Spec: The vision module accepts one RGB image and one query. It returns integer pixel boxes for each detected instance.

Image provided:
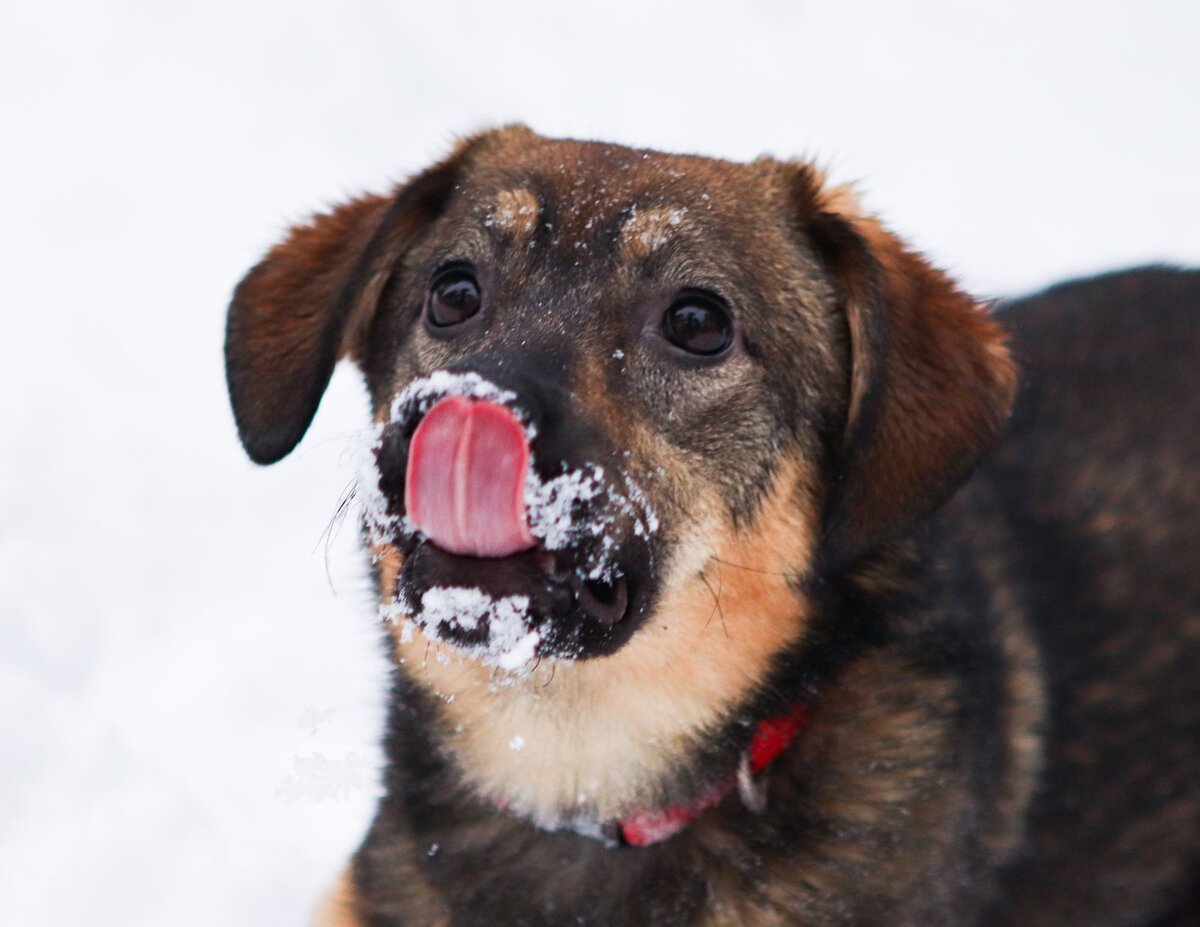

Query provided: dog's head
[226,126,1015,823]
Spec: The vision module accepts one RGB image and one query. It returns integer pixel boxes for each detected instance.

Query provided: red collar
[618,703,810,846]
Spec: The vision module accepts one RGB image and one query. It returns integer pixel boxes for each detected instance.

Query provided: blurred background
[2,1,1197,923]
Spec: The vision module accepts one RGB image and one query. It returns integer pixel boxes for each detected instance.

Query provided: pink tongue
[404,396,536,559]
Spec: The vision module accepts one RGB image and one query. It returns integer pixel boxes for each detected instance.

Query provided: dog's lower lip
[406,540,631,626]
[533,549,567,580]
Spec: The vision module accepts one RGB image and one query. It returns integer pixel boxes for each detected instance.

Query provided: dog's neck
[378,464,821,831]
[610,701,810,845]
[389,598,810,833]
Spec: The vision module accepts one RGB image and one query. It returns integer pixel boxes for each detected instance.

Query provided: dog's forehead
[458,137,779,256]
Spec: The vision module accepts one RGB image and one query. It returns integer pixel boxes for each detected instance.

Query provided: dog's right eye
[661,292,734,357]
[426,269,482,327]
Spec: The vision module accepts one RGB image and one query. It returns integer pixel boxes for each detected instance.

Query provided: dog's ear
[790,166,1017,567]
[225,132,509,464]
[226,193,389,464]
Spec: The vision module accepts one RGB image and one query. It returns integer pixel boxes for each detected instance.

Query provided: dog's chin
[394,534,653,665]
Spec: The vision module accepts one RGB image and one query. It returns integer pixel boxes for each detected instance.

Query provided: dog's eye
[427,269,481,327]
[661,293,733,356]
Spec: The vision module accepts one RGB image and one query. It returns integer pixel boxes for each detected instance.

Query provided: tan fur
[385,459,819,825]
[980,566,1047,860]
[619,205,691,260]
[311,868,363,927]
[488,187,540,239]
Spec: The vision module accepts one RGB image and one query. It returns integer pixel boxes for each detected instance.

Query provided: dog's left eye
[661,293,734,356]
[426,269,482,327]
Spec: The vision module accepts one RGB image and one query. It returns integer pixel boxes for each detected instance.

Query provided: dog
[225,125,1200,926]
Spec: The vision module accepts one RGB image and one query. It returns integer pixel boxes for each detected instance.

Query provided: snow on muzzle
[354,371,661,667]
[404,396,536,559]
[358,371,659,567]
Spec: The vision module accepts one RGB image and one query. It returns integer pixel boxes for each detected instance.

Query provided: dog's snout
[369,361,656,657]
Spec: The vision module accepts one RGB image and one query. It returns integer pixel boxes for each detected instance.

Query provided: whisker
[699,568,728,638]
[710,556,806,582]
[315,479,361,594]
[716,561,727,637]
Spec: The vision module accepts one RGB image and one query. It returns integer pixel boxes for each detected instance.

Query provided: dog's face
[226,126,1014,825]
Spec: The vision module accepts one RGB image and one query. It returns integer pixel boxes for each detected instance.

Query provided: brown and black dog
[225,126,1200,926]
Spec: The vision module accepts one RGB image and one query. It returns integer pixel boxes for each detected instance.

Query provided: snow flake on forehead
[483,187,541,239]
[619,205,690,260]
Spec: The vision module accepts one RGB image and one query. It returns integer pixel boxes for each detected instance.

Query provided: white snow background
[1,1,1197,924]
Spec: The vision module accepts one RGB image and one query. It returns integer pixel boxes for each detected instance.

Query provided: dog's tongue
[405,396,535,559]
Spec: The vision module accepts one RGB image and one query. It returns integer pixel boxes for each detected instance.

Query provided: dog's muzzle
[360,371,659,667]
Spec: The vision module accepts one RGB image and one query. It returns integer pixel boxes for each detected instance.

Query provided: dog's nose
[404,396,536,558]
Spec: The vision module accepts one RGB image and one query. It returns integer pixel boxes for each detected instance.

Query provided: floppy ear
[791,167,1018,566]
[225,193,389,464]
[225,138,493,465]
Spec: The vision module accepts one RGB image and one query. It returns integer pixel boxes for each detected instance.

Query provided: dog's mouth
[359,372,658,669]
[392,536,642,668]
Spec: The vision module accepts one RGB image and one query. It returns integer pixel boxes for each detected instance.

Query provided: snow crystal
[626,206,689,253]
[386,371,525,430]
[525,465,604,550]
[621,472,659,537]
[416,586,540,671]
[495,630,540,671]
[508,735,526,751]
[348,431,403,545]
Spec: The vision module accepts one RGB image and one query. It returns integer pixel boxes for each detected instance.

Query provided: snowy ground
[2,1,1197,924]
